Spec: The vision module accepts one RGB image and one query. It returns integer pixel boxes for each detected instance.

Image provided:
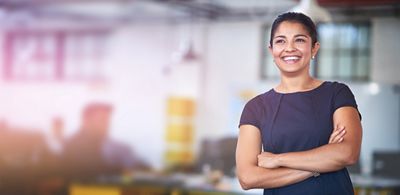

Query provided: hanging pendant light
[163,39,199,75]
[174,39,199,64]
[181,41,198,63]
[290,0,332,23]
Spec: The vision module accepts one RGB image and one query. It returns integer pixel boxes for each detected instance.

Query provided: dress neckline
[271,81,327,95]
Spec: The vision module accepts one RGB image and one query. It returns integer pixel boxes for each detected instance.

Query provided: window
[3,29,110,81]
[317,23,370,80]
[261,22,371,81]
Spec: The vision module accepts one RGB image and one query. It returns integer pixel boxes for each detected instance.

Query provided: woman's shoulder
[323,80,351,88]
[245,89,276,105]
[317,81,358,106]
[242,92,270,114]
[319,81,354,95]
[240,91,274,128]
[244,93,264,108]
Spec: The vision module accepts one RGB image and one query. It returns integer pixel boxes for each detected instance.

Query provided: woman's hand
[258,152,280,169]
[329,125,346,144]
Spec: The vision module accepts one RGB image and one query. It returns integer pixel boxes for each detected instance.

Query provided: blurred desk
[69,174,262,195]
[70,173,400,195]
[70,183,248,195]
[351,174,400,195]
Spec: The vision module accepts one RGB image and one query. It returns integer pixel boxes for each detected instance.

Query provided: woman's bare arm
[258,107,362,173]
[236,124,313,190]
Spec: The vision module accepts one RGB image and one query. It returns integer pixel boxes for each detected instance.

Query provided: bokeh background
[0,0,399,194]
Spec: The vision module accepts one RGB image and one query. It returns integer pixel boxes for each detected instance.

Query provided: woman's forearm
[276,143,358,173]
[238,166,313,190]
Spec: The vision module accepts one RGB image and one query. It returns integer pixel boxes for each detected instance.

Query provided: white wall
[198,21,263,141]
[371,17,400,84]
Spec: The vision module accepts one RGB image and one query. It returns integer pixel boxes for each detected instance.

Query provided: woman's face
[269,21,319,75]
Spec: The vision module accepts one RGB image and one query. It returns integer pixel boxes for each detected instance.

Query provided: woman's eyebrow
[273,35,286,39]
[294,34,308,38]
[274,34,308,39]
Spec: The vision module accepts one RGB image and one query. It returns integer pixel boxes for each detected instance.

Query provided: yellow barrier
[166,123,193,143]
[70,185,121,195]
[165,97,196,167]
[167,97,195,117]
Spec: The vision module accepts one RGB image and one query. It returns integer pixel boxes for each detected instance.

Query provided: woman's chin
[278,66,308,75]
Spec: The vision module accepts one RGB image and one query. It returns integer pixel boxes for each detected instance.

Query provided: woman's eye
[296,39,306,43]
[275,40,284,44]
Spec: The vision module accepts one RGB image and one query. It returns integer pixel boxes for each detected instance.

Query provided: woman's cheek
[272,48,284,58]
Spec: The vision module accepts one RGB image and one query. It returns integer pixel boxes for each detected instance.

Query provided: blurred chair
[372,151,400,179]
[196,137,237,177]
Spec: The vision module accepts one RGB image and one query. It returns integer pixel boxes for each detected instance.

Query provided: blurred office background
[0,0,399,194]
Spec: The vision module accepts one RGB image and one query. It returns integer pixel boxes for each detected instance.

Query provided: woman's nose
[285,42,296,52]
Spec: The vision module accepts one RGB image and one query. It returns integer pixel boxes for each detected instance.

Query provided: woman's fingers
[328,126,341,143]
[331,130,346,143]
[333,129,346,143]
[329,126,346,144]
[335,125,345,132]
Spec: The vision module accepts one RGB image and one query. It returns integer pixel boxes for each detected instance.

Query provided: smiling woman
[269,21,319,76]
[235,12,362,195]
[268,13,319,79]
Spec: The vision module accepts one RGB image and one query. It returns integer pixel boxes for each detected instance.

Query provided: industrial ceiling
[0,0,398,26]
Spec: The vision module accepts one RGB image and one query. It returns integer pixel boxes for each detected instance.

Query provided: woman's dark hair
[269,12,318,48]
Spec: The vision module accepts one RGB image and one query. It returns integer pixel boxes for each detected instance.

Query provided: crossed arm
[235,107,362,190]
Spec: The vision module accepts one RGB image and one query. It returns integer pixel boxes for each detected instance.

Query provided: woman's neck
[276,74,321,93]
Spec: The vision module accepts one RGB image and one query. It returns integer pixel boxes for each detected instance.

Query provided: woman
[236,12,362,195]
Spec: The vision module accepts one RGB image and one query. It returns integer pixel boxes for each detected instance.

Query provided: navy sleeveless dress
[239,81,361,195]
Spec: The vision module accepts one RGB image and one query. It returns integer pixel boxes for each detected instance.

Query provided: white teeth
[283,56,300,61]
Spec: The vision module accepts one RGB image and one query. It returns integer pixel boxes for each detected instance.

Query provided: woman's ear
[268,44,273,54]
[312,42,320,58]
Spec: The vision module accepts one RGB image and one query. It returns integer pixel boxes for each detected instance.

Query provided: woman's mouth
[282,56,301,64]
